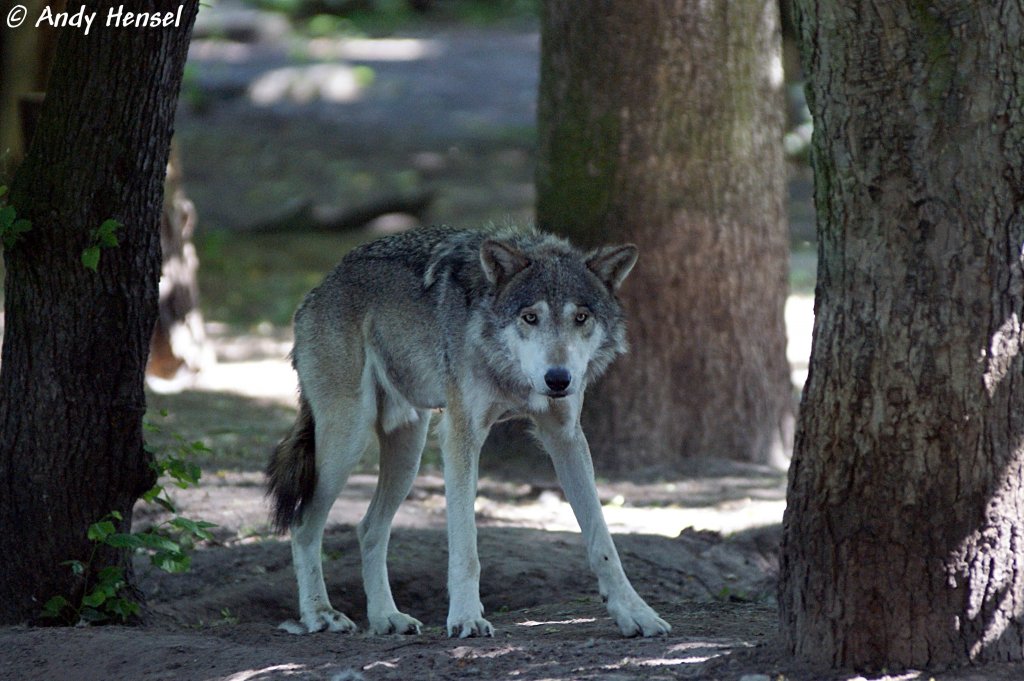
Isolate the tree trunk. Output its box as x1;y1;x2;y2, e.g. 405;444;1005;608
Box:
0;0;198;624
536;1;793;469
148;144;214;385
780;2;1024;670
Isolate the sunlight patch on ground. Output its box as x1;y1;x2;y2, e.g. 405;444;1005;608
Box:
516;617;597;627
192;358;299;405
600;646;730;671
224;663;305;680
308;36;443;61
448;644;524;659
476;494;786;536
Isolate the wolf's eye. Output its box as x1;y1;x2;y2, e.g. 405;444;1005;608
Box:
575;312;589;324
522;312;538;325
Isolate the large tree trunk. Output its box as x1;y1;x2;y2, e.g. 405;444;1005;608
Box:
0;0;198;623
536;1;793;469
779;2;1024;670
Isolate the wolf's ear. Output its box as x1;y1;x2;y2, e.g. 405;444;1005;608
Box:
586;244;638;292
480;239;530;286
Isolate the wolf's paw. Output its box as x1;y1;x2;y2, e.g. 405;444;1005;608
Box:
280;607;358;635
607;594;671;638
446;615;494;638
369;610;423;635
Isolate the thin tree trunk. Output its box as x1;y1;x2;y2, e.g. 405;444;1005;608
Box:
780;2;1024;669
0;0;198;623
536;0;792;469
148;145;214;384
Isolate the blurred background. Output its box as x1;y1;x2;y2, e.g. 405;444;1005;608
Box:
0;0;815;481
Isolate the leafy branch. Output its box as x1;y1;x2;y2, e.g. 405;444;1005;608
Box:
0;185;32;249
81;218;123;271
42;420;216;625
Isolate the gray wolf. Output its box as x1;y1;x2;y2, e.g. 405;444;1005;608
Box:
267;225;670;638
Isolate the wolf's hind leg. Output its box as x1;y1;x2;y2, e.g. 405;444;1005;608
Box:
285;403;370;635
532;408;671;638
358;412;430;635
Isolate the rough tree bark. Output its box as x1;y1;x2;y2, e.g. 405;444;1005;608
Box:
780;2;1024;670
0;0;199;623
536;1;793;469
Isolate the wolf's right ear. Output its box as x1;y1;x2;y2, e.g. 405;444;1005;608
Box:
586;244;638;292
480;239;530;286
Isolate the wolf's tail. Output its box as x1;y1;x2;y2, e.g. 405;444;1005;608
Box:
267;395;317;533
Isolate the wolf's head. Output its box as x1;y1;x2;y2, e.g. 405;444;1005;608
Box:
479;234;637;401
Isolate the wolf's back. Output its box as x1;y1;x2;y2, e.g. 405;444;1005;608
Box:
266;396;317;533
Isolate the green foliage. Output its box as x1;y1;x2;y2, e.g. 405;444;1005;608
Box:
81;218;123;272
40;511;142;624
0;185;33;249
41;420;217;626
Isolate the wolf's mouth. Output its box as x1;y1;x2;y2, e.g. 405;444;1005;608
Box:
546;390;570;399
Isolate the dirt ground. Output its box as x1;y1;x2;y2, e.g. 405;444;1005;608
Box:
1;464;786;681
2;434;1023;681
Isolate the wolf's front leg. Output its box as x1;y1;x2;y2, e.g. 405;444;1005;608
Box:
533;407;671;638
439;409;493;638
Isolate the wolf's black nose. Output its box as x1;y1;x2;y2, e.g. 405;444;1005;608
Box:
545;367;571;392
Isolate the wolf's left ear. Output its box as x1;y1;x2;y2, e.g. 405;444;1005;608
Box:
586;244;638;292
480;239;530;286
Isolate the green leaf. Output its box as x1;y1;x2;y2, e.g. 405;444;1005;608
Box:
165;458;202;487
81;246;101;271
189;440;212;454
141;484;164;503
136;532;182;554
0;185;8;198
152;495;177;514
0;205;14;229
104;533;144;550
12;218;30;234
96;219;122;247
41;595;70;618
109;510;123;521
152;551;191;573
81;590;108;608
87;520;116;542
169;517;216;541
97;566;125;584
107;598;140;621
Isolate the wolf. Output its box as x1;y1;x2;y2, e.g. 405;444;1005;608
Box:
267;225;670;639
